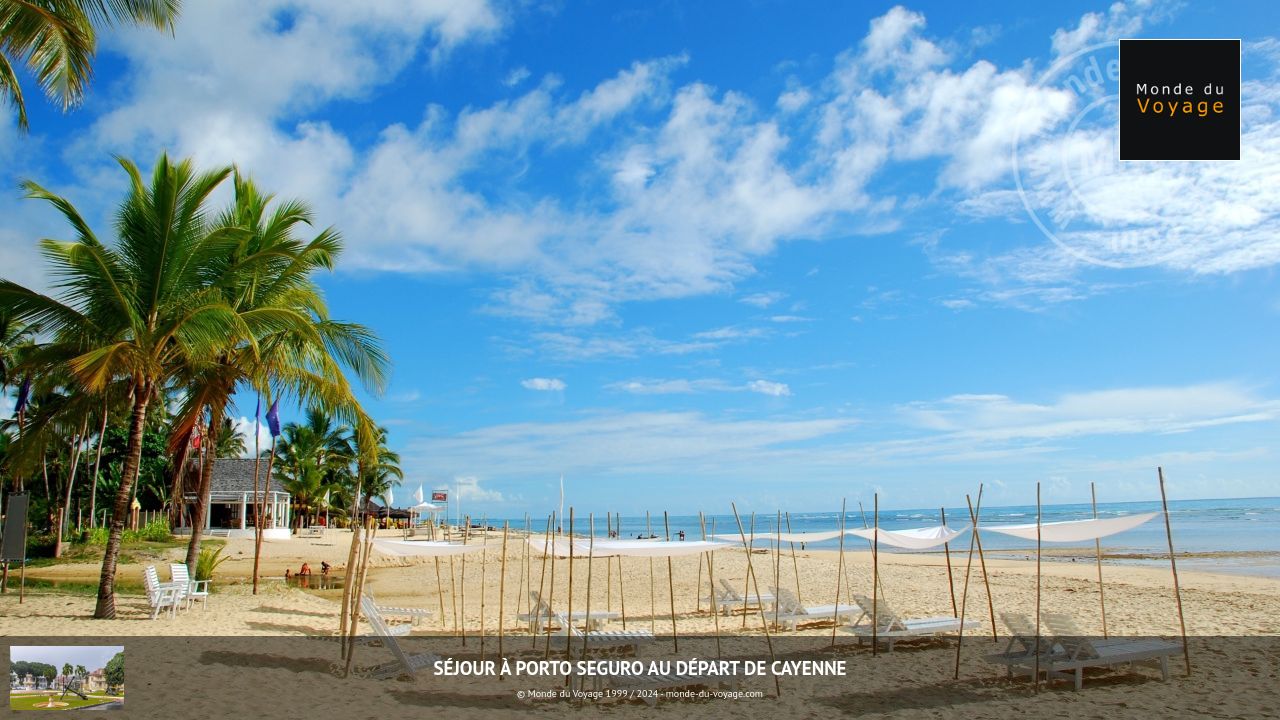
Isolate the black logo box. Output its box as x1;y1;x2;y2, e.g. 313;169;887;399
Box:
1119;39;1241;161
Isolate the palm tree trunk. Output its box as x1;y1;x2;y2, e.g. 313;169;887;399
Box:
185;408;222;569
88;396;108;528
55;416;90;557
93;379;151;619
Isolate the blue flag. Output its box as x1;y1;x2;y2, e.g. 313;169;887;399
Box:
14;376;31;416
266;399;281;438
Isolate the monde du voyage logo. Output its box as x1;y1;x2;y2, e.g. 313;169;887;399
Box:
1120;39;1241;160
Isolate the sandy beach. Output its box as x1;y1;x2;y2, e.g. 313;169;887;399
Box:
4;530;1278;718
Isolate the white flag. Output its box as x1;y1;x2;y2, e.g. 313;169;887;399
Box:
384;487;394;508
323;489;330;508
414;485;424;504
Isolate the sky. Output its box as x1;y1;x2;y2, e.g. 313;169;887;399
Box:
1;1;1278;516
9;645;122;672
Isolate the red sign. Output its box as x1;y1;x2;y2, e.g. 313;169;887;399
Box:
431;492;447;502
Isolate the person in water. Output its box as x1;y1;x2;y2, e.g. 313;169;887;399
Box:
299;562;312;576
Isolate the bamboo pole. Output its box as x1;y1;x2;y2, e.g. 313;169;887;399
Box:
1035;482;1042;692
954;492;979;680
1159;467;1192;676
566;508;575;662
970;485;997;640
663;511;678;651
537;514;552;652
606;511;613;612
499;521;509;667
480;516;488;659
773;510;782;631
730;502;781;698
871;494;879;656
449;553;458;636
343;517;377;677
743;512;757;630
583;513;594;660
544;512;557;659
695;516;704;613
785;513;802;606
461;515;469;646
433;554;446;631
941;507;957;617
857;502;888;600
646;511;655;634
831;499;848;647
1091;482;1108;638
700;512;721;658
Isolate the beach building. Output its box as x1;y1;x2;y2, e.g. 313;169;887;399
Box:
176;458;292;540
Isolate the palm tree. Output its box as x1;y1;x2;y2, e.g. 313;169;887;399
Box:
0;0;179;131
273;407;353;528
0;153;245;618
173;172;387;569
214;416;244;458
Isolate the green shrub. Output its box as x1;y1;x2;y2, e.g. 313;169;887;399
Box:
132;517;172;542
194;545;227;582
83;527;111;545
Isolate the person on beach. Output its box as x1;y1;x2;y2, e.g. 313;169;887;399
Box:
321;561;331;576
285;569;291;581
678;530;686;541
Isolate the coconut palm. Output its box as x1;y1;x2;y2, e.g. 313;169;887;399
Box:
0;153;246;618
0;0;179;131
171;172;387;569
273;407;354;528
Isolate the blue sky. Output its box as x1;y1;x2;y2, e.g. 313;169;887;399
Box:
2;1;1278;516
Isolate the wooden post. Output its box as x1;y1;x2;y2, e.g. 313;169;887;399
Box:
480;516;488;660
785;512;802;606
1159;467;1192;676
607;511;614;612
743;513;757;630
968;486;997;639
941;507;957;617
954;492;978;680
871;494;878;656
831;498;848;647
499;521;509;667
773;510;782;630
663;511;678;651
583;514;594;660
700;511;721;658
1035;482;1042;692
566;508;575;661
1091;482;1108;638
646;511;656;634
461;515;469;647
537;514;552;653
731;502;781;698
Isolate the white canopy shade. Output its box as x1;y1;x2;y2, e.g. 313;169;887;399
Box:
712;529;848;544
983;512;1159;543
529;537;730;558
844;524;970;550
372;539;486;557
412;502;444;512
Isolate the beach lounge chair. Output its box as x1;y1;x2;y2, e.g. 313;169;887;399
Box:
549;611;656;653
985;613;1067;673
142;565;182;619
710;578;775;616
844;593;980;651
169;562;210;609
355;595;439;680
1026;613;1181;690
366;590;432;626
519;591;619;633
768;586;860;630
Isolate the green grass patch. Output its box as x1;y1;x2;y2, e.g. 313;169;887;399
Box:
8;693;119;710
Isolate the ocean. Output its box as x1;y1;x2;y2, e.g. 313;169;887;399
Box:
487;496;1280;578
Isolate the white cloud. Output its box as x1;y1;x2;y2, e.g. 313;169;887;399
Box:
1050;0;1170;59
521;377;566;391
230;415;273;458
454;475;505;503
746;380;791;397
739;291;786;308
503;66;531;87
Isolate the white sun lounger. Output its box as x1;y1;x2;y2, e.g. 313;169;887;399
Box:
549;611;655;653
768;586;860;630
142;565;182;619
844;593;980;650
985;612;1065;671
1026;613;1182;690
709;578;775;616
365;590;432;626
519;591;619;633
356;595;439;679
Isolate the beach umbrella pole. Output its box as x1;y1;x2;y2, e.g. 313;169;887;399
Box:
1158;467;1192;676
